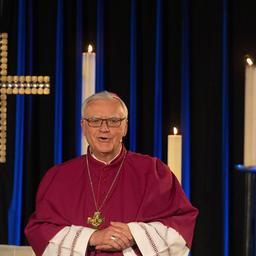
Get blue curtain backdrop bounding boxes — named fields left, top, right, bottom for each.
left=96, top=0, right=104, bottom=92
left=7, top=0, right=26, bottom=244
left=75, top=0, right=83, bottom=156
left=3, top=0, right=251, bottom=255
left=221, top=0, right=229, bottom=255
left=129, top=0, right=137, bottom=151
left=181, top=0, right=190, bottom=199
left=153, top=0, right=163, bottom=159
left=54, top=0, right=64, bottom=164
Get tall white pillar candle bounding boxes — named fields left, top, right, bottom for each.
left=82, top=45, right=96, bottom=154
left=168, top=127, right=182, bottom=183
left=244, top=61, right=256, bottom=166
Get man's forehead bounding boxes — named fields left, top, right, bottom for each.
left=86, top=98, right=122, bottom=107
left=85, top=99, right=124, bottom=114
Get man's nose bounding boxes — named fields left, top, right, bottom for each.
left=99, top=120, right=110, bottom=131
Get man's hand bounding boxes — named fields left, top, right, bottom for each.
left=89, top=222, right=135, bottom=252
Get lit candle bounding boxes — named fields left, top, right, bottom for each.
left=244, top=57, right=256, bottom=166
left=168, top=127, right=182, bottom=183
left=82, top=44, right=96, bottom=154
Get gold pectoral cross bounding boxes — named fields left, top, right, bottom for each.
left=87, top=211, right=104, bottom=228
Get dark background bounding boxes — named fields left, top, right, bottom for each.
left=0, top=0, right=255, bottom=255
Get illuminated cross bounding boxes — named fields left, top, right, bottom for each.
left=0, top=33, right=50, bottom=163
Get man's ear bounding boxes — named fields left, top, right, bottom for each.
left=123, top=120, right=128, bottom=137
left=81, top=120, right=87, bottom=135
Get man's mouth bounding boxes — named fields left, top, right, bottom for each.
left=98, top=137, right=110, bottom=142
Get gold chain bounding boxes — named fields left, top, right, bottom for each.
left=86, top=151, right=127, bottom=213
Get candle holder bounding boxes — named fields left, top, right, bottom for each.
left=235, top=164, right=256, bottom=173
left=235, top=164, right=256, bottom=256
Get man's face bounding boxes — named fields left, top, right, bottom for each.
left=81, top=99, right=128, bottom=161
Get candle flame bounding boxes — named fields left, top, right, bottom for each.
left=173, top=127, right=178, bottom=135
left=246, top=56, right=253, bottom=66
left=88, top=44, right=93, bottom=53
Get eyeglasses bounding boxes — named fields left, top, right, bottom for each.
left=83, top=117, right=127, bottom=128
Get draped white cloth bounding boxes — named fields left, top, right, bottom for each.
left=42, top=222, right=189, bottom=256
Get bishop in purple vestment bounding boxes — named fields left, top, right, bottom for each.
left=25, top=91, right=198, bottom=256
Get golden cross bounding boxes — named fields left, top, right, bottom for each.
left=0, top=33, right=50, bottom=163
left=87, top=211, right=105, bottom=228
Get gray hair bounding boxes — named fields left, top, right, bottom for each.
left=82, top=91, right=128, bottom=118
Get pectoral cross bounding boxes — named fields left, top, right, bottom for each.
left=0, top=33, right=50, bottom=163
left=87, top=211, right=105, bottom=228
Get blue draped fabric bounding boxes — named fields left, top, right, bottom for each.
left=26, top=0, right=33, bottom=141
left=96, top=0, right=105, bottom=92
left=153, top=0, right=163, bottom=159
left=181, top=0, right=190, bottom=198
left=54, top=0, right=64, bottom=164
left=222, top=0, right=229, bottom=255
left=8, top=0, right=26, bottom=245
left=75, top=0, right=83, bottom=156
left=129, top=0, right=137, bottom=151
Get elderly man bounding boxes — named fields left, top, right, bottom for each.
left=25, top=91, right=198, bottom=256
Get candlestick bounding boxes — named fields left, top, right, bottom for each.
left=244, top=59, right=256, bottom=166
left=168, top=127, right=182, bottom=183
left=82, top=44, right=96, bottom=154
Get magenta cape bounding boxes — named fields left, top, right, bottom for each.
left=25, top=147, right=198, bottom=255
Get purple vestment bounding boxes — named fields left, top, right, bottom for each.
left=25, top=146, right=198, bottom=255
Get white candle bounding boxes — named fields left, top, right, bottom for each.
left=168, top=127, right=182, bottom=183
left=82, top=45, right=96, bottom=154
left=244, top=59, right=256, bottom=166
